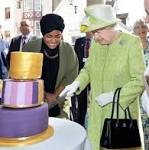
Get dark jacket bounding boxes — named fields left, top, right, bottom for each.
left=7, top=35, right=37, bottom=68
left=0, top=39, right=8, bottom=79
left=74, top=37, right=87, bottom=70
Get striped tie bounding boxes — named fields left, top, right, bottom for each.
left=22, top=36, right=26, bottom=46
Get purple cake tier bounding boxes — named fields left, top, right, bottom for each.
left=2, top=79, right=44, bottom=108
left=0, top=103, right=48, bottom=138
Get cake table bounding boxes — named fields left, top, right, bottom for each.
left=0, top=117, right=91, bottom=150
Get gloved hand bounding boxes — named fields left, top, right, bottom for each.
left=95, top=91, right=114, bottom=106
left=141, top=90, right=149, bottom=117
left=59, top=81, right=80, bottom=98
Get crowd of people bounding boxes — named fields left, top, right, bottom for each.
left=1, top=0, right=149, bottom=149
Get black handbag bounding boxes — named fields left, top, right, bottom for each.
left=100, top=88, right=141, bottom=149
left=70, top=93, right=80, bottom=123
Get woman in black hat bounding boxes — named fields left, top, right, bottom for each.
left=23, top=13, right=79, bottom=118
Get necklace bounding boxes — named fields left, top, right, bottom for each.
left=43, top=49, right=58, bottom=59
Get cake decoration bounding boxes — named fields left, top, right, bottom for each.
left=0, top=52, right=54, bottom=147
left=9, top=52, right=43, bottom=79
left=2, top=79, right=44, bottom=108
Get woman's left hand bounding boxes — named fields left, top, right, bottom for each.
left=44, top=85, right=65, bottom=104
left=44, top=92, right=57, bottom=104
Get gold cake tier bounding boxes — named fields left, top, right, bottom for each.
left=9, top=52, right=43, bottom=80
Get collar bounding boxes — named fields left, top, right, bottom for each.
left=21, top=33, right=32, bottom=39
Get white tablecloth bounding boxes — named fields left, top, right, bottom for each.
left=0, top=117, right=92, bottom=150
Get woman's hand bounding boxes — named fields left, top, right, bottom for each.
left=44, top=92, right=57, bottom=105
left=95, top=91, right=114, bottom=106
left=59, top=81, right=80, bottom=98
left=45, top=92, right=57, bottom=100
left=44, top=85, right=65, bottom=104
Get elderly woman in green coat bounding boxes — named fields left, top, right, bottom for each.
left=60, top=4, right=145, bottom=150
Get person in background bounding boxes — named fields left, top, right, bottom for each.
left=23, top=13, right=78, bottom=118
left=0, top=40, right=8, bottom=79
left=60, top=4, right=145, bottom=150
left=74, top=31, right=92, bottom=126
left=133, top=19, right=149, bottom=66
left=0, top=25, right=8, bottom=79
left=0, top=24, right=9, bottom=55
left=75, top=31, right=92, bottom=70
left=0, top=25, right=3, bottom=40
left=133, top=19, right=149, bottom=150
left=7, top=19, right=37, bottom=68
left=0, top=38, right=8, bottom=102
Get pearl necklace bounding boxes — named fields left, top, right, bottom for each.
left=43, top=49, right=58, bottom=59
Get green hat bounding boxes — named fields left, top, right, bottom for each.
left=80, top=4, right=118, bottom=32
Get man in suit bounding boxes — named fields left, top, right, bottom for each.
left=7, top=19, right=37, bottom=68
left=74, top=31, right=92, bottom=126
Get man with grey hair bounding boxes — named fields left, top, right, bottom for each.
left=6, top=19, right=37, bottom=68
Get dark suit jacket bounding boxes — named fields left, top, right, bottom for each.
left=7, top=35, right=37, bottom=68
left=74, top=37, right=87, bottom=71
left=0, top=39, right=8, bottom=79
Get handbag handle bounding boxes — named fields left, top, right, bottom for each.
left=111, top=88, right=121, bottom=119
left=125, top=107, right=132, bottom=119
left=111, top=88, right=132, bottom=120
left=71, top=93, right=79, bottom=110
left=116, top=88, right=132, bottom=119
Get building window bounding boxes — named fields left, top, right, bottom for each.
left=23, top=0, right=33, bottom=12
left=35, top=21, right=41, bottom=36
left=17, top=0, right=22, bottom=9
left=5, top=7, right=10, bottom=19
left=23, top=0, right=41, bottom=12
left=34, top=0, right=42, bottom=11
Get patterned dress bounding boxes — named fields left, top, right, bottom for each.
left=142, top=40, right=149, bottom=150
left=75, top=32, right=145, bottom=150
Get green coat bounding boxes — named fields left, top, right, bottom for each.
left=76, top=32, right=145, bottom=150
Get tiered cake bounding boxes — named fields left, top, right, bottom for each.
left=0, top=52, right=53, bottom=146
